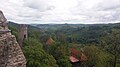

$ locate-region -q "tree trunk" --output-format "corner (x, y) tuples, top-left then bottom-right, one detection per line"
(113, 55), (117, 67)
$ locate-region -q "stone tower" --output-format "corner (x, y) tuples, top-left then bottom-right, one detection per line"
(18, 24), (28, 47)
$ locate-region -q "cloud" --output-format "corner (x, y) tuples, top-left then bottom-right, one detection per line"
(0, 0), (120, 24)
(24, 0), (54, 11)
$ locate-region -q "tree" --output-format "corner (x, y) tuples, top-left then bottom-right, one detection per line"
(83, 45), (113, 67)
(100, 29), (120, 67)
(48, 42), (71, 67)
(22, 38), (58, 67)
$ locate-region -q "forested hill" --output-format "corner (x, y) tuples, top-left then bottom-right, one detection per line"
(31, 24), (87, 31)
(8, 21), (43, 31)
(32, 23), (120, 30)
(33, 23), (120, 44)
(8, 22), (120, 44)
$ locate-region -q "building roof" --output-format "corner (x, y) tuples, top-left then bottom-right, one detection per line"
(70, 48), (87, 62)
(69, 56), (79, 63)
(70, 48), (82, 56)
(46, 37), (54, 45)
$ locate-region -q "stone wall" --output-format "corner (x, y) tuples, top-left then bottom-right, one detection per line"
(0, 10), (26, 67)
(0, 32), (26, 67)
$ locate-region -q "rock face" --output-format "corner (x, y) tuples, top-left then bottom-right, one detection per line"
(0, 10), (26, 67)
(0, 34), (26, 67)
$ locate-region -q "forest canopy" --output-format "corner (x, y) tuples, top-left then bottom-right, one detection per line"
(8, 22), (120, 67)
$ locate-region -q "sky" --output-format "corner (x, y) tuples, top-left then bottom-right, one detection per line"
(0, 0), (120, 24)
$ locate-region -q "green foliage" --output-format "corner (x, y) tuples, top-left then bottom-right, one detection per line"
(49, 42), (71, 67)
(101, 29), (120, 55)
(83, 45), (112, 67)
(8, 25), (18, 39)
(23, 38), (58, 67)
(57, 57), (71, 67)
(9, 22), (120, 67)
(100, 29), (120, 67)
(28, 27), (42, 40)
(41, 24), (113, 44)
(39, 34), (50, 44)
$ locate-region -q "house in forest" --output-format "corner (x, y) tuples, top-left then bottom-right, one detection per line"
(44, 37), (55, 52)
(46, 37), (54, 45)
(69, 48), (87, 67)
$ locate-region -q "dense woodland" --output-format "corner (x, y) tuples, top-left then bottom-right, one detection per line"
(8, 22), (120, 67)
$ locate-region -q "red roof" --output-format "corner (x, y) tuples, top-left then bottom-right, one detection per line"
(46, 37), (54, 45)
(70, 48), (82, 56)
(70, 48), (87, 62)
(69, 56), (79, 63)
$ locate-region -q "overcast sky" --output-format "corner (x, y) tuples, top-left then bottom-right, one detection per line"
(0, 0), (120, 24)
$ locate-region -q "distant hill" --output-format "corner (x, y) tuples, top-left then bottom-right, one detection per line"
(31, 24), (87, 31)
(32, 23), (120, 31)
(32, 22), (120, 44)
(8, 21), (41, 30)
(8, 22), (120, 44)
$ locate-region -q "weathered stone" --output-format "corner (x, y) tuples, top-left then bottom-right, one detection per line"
(0, 10), (7, 23)
(18, 24), (28, 47)
(0, 35), (26, 67)
(0, 10), (26, 67)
